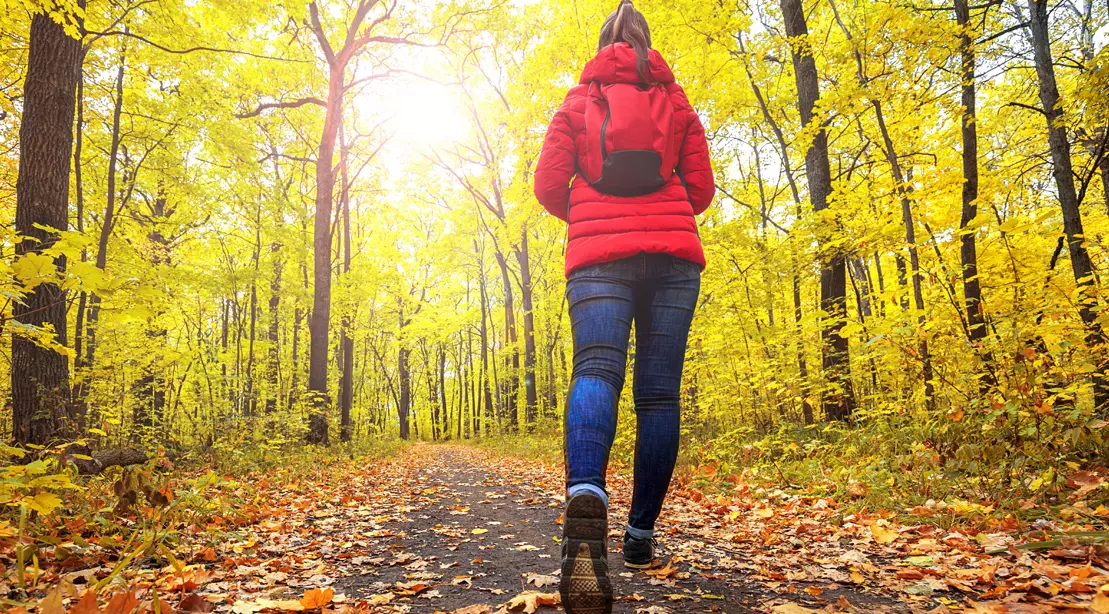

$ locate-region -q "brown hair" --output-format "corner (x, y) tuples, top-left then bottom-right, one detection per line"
(598, 0), (653, 83)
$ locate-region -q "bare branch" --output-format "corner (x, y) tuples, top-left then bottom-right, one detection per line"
(84, 29), (307, 62)
(308, 2), (337, 65)
(236, 97), (327, 119)
(1004, 101), (1047, 115)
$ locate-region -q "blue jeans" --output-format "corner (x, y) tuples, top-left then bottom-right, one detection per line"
(564, 253), (700, 538)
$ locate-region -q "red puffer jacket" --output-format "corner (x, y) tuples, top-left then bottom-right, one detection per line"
(534, 43), (715, 277)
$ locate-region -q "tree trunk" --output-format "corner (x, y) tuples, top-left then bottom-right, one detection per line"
(85, 53), (126, 372)
(306, 69), (345, 445)
(12, 7), (84, 445)
(244, 204), (261, 418)
(267, 241), (282, 414)
(515, 233), (538, 430)
(1101, 155), (1109, 216)
(830, 0), (934, 411)
(134, 195), (171, 436)
(955, 0), (998, 394)
(1027, 0), (1108, 412)
(494, 251), (519, 431)
(439, 345), (449, 440)
(781, 0), (855, 420)
(398, 304), (412, 440)
(338, 122), (354, 442)
(72, 54), (89, 431)
(477, 241), (494, 436)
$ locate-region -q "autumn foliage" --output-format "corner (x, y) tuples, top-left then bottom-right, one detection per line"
(1, 0), (1109, 611)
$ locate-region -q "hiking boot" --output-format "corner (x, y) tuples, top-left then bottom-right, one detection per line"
(559, 492), (612, 614)
(622, 533), (657, 569)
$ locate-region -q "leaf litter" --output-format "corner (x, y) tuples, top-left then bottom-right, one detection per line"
(5, 445), (1109, 613)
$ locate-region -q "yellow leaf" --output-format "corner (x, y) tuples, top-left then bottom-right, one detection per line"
(869, 522), (899, 544)
(25, 492), (63, 515)
(38, 588), (65, 614)
(1093, 584), (1109, 613)
(367, 593), (394, 606)
(11, 253), (56, 289)
(771, 605), (819, 614)
(472, 528), (489, 535)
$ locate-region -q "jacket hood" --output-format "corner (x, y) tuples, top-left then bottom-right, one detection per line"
(579, 43), (675, 85)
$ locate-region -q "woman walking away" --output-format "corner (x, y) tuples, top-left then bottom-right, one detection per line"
(533, 2), (714, 612)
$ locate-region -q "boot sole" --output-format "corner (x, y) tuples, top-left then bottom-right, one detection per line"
(560, 493), (612, 614)
(623, 559), (654, 570)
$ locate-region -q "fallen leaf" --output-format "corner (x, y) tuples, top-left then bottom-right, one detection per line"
(300, 587), (334, 610)
(770, 605), (819, 614)
(1093, 583), (1109, 613)
(451, 606), (493, 614)
(502, 591), (560, 613)
(179, 594), (216, 613)
(70, 591), (99, 614)
(104, 590), (141, 614)
(869, 522), (900, 544)
(366, 593), (394, 606)
(38, 588), (64, 614)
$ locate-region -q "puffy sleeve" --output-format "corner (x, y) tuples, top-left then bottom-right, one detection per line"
(534, 90), (579, 222)
(670, 84), (715, 215)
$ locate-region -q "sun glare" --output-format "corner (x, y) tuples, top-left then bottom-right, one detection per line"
(372, 79), (469, 149)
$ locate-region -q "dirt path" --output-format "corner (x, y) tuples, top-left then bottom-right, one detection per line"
(239, 445), (913, 613)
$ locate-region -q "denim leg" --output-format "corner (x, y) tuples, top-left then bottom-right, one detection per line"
(627, 257), (700, 536)
(565, 263), (635, 504)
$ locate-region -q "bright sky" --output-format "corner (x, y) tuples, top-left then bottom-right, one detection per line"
(369, 77), (468, 149)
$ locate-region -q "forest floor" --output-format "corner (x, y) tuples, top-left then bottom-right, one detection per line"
(24, 444), (1109, 614)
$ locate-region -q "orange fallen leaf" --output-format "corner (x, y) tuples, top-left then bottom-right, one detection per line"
(645, 561), (677, 580)
(179, 594), (216, 613)
(300, 587), (334, 610)
(503, 591), (560, 613)
(104, 590), (141, 614)
(70, 591), (99, 614)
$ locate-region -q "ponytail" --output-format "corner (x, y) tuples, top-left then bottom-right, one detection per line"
(598, 0), (654, 83)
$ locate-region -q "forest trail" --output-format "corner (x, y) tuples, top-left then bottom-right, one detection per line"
(192, 446), (930, 614)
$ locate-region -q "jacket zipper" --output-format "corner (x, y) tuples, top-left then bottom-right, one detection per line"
(600, 107), (610, 161)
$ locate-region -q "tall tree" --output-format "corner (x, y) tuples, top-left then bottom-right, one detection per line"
(954, 0), (997, 393)
(1026, 0), (1108, 412)
(11, 5), (84, 445)
(780, 0), (855, 420)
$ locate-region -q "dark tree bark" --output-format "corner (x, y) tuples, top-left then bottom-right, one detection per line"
(1027, 0), (1109, 411)
(72, 53), (90, 431)
(493, 251), (520, 431)
(516, 232), (538, 430)
(303, 0), (389, 445)
(85, 52), (126, 372)
(830, 0), (933, 410)
(338, 121), (355, 442)
(476, 241), (494, 435)
(738, 34), (815, 425)
(133, 194), (172, 434)
(266, 241), (282, 414)
(12, 6), (84, 444)
(781, 0), (855, 420)
(439, 345), (449, 440)
(955, 0), (998, 394)
(305, 63), (341, 444)
(1101, 155), (1109, 216)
